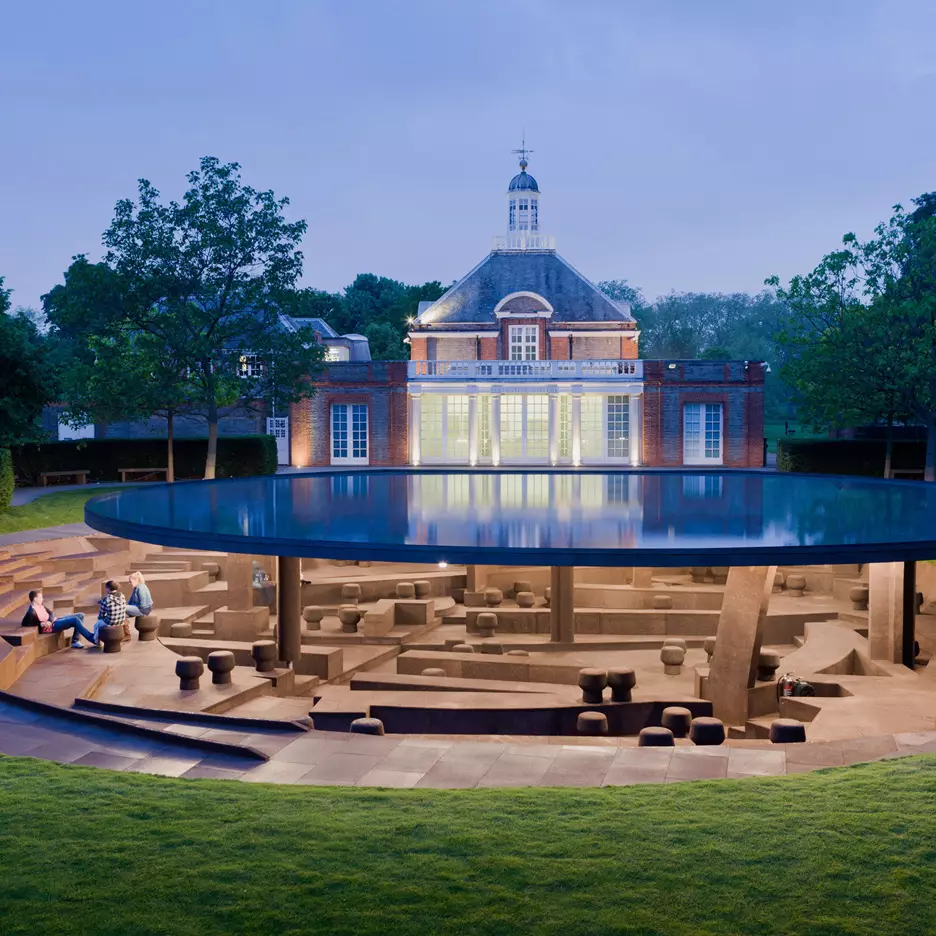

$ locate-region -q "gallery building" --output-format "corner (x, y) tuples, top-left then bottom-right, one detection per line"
(291, 156), (766, 470)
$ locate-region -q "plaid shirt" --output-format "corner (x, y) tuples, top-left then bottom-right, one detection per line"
(99, 591), (128, 627)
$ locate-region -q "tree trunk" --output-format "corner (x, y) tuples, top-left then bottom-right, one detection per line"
(884, 412), (894, 479)
(926, 410), (936, 482)
(205, 401), (219, 480)
(166, 410), (175, 483)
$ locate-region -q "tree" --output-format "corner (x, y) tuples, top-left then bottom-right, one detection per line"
(100, 157), (323, 478)
(770, 198), (936, 478)
(0, 276), (55, 449)
(596, 279), (646, 310)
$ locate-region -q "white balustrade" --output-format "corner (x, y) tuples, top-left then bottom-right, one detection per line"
(407, 360), (642, 381)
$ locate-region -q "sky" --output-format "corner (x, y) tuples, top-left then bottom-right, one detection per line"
(2, 0), (936, 312)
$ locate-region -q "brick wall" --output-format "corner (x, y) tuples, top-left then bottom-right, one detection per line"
(479, 336), (498, 360)
(432, 336), (478, 360)
(409, 336), (427, 361)
(571, 335), (620, 360)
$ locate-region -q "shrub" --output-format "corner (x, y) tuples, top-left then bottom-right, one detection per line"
(0, 448), (13, 510)
(777, 439), (925, 476)
(10, 435), (278, 484)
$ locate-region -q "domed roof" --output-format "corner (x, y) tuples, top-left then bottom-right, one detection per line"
(508, 169), (539, 193)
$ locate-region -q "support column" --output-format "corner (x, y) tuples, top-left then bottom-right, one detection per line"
(571, 391), (582, 467)
(226, 554), (254, 610)
(550, 566), (575, 643)
(707, 564), (776, 726)
(277, 555), (302, 666)
(466, 565), (490, 592)
(632, 567), (653, 589)
(491, 394), (501, 467)
(409, 393), (421, 466)
(548, 392), (560, 466)
(628, 393), (641, 466)
(869, 562), (905, 664)
(468, 393), (479, 466)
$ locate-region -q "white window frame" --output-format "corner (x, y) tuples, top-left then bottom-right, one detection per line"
(331, 403), (369, 465)
(580, 394), (630, 464)
(238, 353), (263, 379)
(509, 324), (539, 361)
(499, 394), (549, 464)
(683, 402), (723, 465)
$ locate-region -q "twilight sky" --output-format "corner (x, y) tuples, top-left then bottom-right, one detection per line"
(2, 0), (935, 312)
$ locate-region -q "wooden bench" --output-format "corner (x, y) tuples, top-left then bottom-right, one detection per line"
(119, 467), (169, 483)
(39, 470), (89, 486)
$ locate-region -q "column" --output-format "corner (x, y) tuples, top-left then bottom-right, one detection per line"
(466, 566), (489, 592)
(571, 390), (582, 467)
(628, 393), (641, 466)
(277, 555), (302, 666)
(869, 562), (904, 664)
(491, 393), (501, 467)
(409, 393), (421, 466)
(632, 567), (653, 589)
(468, 393), (479, 466)
(226, 553), (254, 610)
(707, 565), (776, 726)
(548, 393), (560, 466)
(550, 566), (575, 643)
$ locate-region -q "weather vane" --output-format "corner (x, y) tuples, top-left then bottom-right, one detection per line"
(511, 133), (533, 167)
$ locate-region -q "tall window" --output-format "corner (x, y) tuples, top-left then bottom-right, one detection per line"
(683, 403), (723, 464)
(332, 403), (368, 464)
(508, 199), (516, 231)
(559, 395), (571, 459)
(526, 395), (549, 459)
(581, 394), (630, 462)
(420, 396), (444, 460)
(509, 325), (538, 361)
(445, 395), (469, 461)
(607, 395), (629, 458)
(518, 199), (529, 231)
(479, 395), (492, 459)
(500, 395), (524, 460)
(531, 200), (538, 231)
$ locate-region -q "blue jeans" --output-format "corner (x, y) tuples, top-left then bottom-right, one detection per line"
(52, 613), (95, 645)
(126, 605), (151, 618)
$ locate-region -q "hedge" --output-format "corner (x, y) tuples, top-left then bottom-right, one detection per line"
(10, 435), (277, 484)
(777, 438), (926, 476)
(0, 449), (13, 510)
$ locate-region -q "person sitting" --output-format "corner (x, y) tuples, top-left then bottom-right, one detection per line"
(126, 571), (153, 619)
(21, 589), (96, 649)
(92, 580), (128, 647)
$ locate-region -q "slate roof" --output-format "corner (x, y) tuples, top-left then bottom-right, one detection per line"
(415, 250), (635, 326)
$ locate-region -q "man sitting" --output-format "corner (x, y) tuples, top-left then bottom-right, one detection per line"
(92, 580), (128, 647)
(21, 589), (96, 649)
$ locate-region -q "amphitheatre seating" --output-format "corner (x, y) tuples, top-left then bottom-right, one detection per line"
(395, 582), (416, 600)
(479, 642), (503, 655)
(170, 622), (193, 638)
(516, 591), (535, 608)
(769, 718), (806, 743)
(252, 640), (277, 672)
(577, 711), (608, 735)
(757, 649), (782, 682)
(341, 583), (362, 604)
(476, 612), (497, 638)
(608, 667), (636, 702)
(134, 615), (159, 641)
(175, 656), (204, 690)
(100, 625), (124, 654)
(638, 726), (674, 747)
(303, 606), (324, 630)
(350, 717), (385, 736)
(578, 668), (607, 704)
(451, 643), (474, 654)
(703, 636), (716, 661)
(338, 607), (361, 633)
(413, 581), (432, 599)
(661, 645), (685, 675)
(484, 588), (504, 607)
(662, 637), (687, 651)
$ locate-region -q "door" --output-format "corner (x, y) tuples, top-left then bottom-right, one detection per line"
(266, 417), (290, 465)
(331, 404), (369, 465)
(683, 403), (723, 465)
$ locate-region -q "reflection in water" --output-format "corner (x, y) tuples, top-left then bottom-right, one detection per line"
(89, 471), (936, 555)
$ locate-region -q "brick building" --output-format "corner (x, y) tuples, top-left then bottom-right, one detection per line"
(291, 155), (765, 469)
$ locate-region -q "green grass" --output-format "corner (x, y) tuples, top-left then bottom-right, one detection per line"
(2, 754), (936, 935)
(0, 487), (119, 534)
(764, 421), (826, 454)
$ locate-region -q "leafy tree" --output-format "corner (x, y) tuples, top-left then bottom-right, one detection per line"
(0, 276), (55, 449)
(99, 157), (322, 478)
(596, 279), (646, 310)
(770, 197), (936, 478)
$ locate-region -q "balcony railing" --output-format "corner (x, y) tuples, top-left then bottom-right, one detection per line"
(492, 233), (557, 251)
(408, 360), (643, 380)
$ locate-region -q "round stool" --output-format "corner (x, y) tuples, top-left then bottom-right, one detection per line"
(302, 606), (324, 630)
(660, 645), (686, 675)
(786, 574), (806, 598)
(711, 567), (729, 585)
(341, 583), (362, 604)
(544, 587), (551, 606)
(578, 668), (608, 705)
(175, 656), (204, 691)
(413, 580), (432, 599)
(769, 718), (806, 743)
(516, 591), (536, 608)
(201, 561), (221, 581)
(100, 625), (124, 654)
(661, 706), (692, 738)
(506, 649), (530, 657)
(690, 567), (709, 583)
(638, 726), (675, 747)
(757, 648), (782, 682)
(484, 587), (504, 607)
(849, 585), (869, 611)
(338, 606), (361, 633)
(662, 637), (687, 651)
(607, 667), (636, 702)
(207, 650), (236, 685)
(476, 612), (498, 638)
(479, 642), (504, 655)
(395, 582), (416, 599)
(134, 615), (159, 642)
(703, 636), (716, 662)
(451, 643), (474, 654)
(252, 640), (277, 673)
(577, 711), (609, 736)
(689, 716), (725, 746)
(169, 622), (193, 638)
(653, 594), (673, 610)
(421, 667), (447, 677)
(773, 571), (785, 593)
(513, 580), (533, 597)
(350, 717), (385, 736)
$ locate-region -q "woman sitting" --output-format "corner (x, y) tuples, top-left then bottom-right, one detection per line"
(126, 571), (154, 618)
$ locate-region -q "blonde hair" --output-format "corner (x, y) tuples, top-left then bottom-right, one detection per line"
(129, 571), (146, 586)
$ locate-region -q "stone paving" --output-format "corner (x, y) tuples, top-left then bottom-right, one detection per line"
(2, 698), (935, 787)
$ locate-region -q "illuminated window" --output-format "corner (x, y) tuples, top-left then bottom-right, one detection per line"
(238, 354), (263, 378)
(500, 394), (524, 460)
(420, 395), (444, 460)
(331, 404), (368, 464)
(526, 395), (549, 459)
(607, 395), (629, 458)
(683, 403), (723, 465)
(509, 325), (538, 361)
(445, 395), (469, 461)
(559, 395), (571, 459)
(479, 395), (492, 459)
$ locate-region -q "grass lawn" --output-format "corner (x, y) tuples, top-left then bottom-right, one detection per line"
(0, 487), (119, 535)
(2, 754), (936, 935)
(764, 421), (826, 454)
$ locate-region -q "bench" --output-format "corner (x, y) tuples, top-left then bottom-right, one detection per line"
(891, 469), (925, 480)
(119, 467), (169, 483)
(39, 470), (89, 486)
